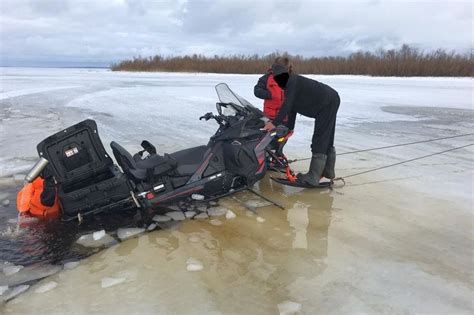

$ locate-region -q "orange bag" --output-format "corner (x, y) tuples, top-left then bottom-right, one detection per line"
(16, 177), (61, 220)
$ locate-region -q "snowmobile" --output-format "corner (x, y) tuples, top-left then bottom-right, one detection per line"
(24, 83), (282, 221)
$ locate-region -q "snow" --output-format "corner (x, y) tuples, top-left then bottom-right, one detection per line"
(3, 265), (23, 276)
(277, 300), (302, 314)
(165, 211), (186, 221)
(63, 261), (79, 270)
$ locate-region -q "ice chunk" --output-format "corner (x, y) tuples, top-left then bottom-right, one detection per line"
(186, 258), (203, 272)
(63, 261), (79, 270)
(0, 285), (8, 295)
(0, 264), (61, 287)
(225, 210), (236, 220)
(256, 216), (266, 223)
(152, 215), (171, 222)
(208, 206), (227, 217)
(2, 199), (10, 206)
(194, 213), (208, 220)
(277, 300), (302, 314)
(2, 284), (29, 302)
(76, 232), (116, 248)
(209, 219), (222, 226)
(3, 265), (23, 276)
(92, 230), (106, 241)
(165, 211), (185, 221)
(117, 228), (145, 241)
(245, 199), (272, 208)
(147, 223), (157, 231)
(208, 201), (218, 206)
(185, 211), (196, 218)
(101, 277), (126, 288)
(167, 205), (181, 211)
(196, 205), (207, 212)
(35, 281), (57, 293)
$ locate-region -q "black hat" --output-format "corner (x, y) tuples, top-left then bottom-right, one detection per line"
(271, 63), (288, 76)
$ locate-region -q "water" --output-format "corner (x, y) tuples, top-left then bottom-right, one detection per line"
(1, 68), (472, 313)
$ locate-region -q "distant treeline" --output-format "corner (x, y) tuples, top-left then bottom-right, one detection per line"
(111, 45), (473, 77)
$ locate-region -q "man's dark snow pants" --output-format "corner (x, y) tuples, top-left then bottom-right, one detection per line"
(311, 91), (340, 154)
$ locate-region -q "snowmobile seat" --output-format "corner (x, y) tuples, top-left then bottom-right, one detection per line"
(110, 141), (177, 183)
(169, 145), (208, 176)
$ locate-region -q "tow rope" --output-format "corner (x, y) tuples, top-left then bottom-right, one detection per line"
(288, 132), (474, 164)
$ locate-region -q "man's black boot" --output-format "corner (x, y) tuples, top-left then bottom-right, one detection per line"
(322, 146), (336, 179)
(296, 153), (327, 186)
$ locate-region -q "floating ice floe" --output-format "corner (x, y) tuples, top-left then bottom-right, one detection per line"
(3, 264), (23, 276)
(92, 230), (106, 241)
(152, 215), (171, 223)
(277, 300), (302, 315)
(63, 261), (79, 270)
(2, 284), (29, 302)
(0, 285), (8, 295)
(147, 223), (157, 231)
(117, 228), (145, 241)
(225, 210), (236, 220)
(35, 281), (57, 293)
(209, 219), (222, 226)
(76, 232), (116, 248)
(208, 206), (227, 217)
(165, 211), (185, 221)
(185, 211), (196, 218)
(194, 213), (208, 220)
(256, 216), (266, 223)
(101, 277), (126, 288)
(0, 264), (61, 287)
(186, 258), (203, 272)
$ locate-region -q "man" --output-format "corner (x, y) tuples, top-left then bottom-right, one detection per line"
(264, 64), (340, 186)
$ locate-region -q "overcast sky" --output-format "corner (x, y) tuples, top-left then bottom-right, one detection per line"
(0, 0), (472, 67)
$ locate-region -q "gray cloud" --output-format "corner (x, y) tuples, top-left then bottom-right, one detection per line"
(0, 0), (471, 66)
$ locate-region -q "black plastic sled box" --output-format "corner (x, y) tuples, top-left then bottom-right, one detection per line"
(36, 119), (133, 219)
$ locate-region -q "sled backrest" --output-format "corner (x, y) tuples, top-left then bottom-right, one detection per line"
(36, 119), (114, 189)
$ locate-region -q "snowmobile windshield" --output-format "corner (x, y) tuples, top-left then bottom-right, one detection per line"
(215, 83), (267, 120)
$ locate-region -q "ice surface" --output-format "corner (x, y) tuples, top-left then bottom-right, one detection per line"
(225, 210), (236, 220)
(188, 236), (200, 243)
(35, 281), (57, 294)
(277, 300), (302, 314)
(101, 277), (126, 288)
(117, 228), (145, 241)
(186, 258), (203, 272)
